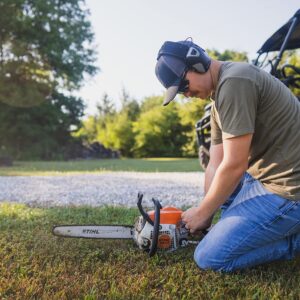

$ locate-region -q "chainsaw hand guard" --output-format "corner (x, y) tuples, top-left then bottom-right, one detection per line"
(148, 198), (162, 257)
(137, 193), (163, 257)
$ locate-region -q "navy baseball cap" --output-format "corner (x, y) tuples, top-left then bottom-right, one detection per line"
(155, 42), (188, 105)
(155, 54), (187, 106)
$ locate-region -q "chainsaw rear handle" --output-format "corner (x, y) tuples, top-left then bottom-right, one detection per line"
(148, 198), (162, 257)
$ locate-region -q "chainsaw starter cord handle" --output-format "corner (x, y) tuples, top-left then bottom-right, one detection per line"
(137, 193), (154, 226)
(148, 198), (162, 257)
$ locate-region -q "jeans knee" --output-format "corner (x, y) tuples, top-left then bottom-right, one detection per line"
(194, 243), (233, 272)
(194, 246), (208, 269)
(194, 244), (218, 270)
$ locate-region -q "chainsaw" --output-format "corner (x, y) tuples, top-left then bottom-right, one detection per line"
(52, 193), (206, 257)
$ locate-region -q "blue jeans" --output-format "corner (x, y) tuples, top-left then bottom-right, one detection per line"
(194, 173), (300, 272)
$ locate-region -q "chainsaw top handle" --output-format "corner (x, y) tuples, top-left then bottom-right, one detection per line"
(137, 193), (162, 257)
(137, 193), (154, 226)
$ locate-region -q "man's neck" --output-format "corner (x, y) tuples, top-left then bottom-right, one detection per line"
(209, 60), (223, 98)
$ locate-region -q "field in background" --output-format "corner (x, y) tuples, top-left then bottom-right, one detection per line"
(0, 158), (202, 176)
(1, 203), (300, 299)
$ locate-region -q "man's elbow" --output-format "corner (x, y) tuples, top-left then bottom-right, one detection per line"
(221, 159), (248, 179)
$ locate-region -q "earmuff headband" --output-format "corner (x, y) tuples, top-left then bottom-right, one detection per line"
(157, 41), (211, 73)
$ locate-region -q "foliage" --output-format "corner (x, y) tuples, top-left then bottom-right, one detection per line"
(207, 49), (248, 62)
(103, 111), (136, 157)
(95, 94), (139, 157)
(277, 50), (300, 97)
(0, 0), (97, 106)
(77, 95), (206, 158)
(133, 99), (187, 157)
(139, 95), (163, 112)
(73, 115), (98, 144)
(0, 92), (85, 160)
(0, 0), (97, 160)
(76, 93), (140, 157)
(96, 93), (116, 119)
(177, 98), (210, 156)
(1, 202), (300, 299)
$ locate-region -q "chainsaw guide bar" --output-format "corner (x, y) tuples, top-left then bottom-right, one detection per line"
(52, 225), (134, 239)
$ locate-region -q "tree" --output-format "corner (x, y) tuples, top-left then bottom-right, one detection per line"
(0, 0), (97, 106)
(96, 93), (116, 119)
(119, 88), (140, 121)
(95, 92), (139, 157)
(76, 91), (140, 157)
(177, 98), (209, 156)
(133, 97), (188, 157)
(73, 115), (97, 144)
(95, 111), (135, 157)
(0, 0), (97, 159)
(207, 49), (248, 62)
(0, 92), (85, 159)
(277, 50), (300, 97)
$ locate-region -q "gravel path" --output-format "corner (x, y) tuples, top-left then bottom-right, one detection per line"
(0, 172), (204, 208)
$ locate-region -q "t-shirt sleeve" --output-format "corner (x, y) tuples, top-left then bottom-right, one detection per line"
(210, 103), (223, 145)
(216, 78), (258, 139)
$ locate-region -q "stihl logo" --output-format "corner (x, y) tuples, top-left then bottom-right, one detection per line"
(82, 229), (100, 234)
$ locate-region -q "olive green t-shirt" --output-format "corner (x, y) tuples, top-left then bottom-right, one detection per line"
(211, 62), (300, 200)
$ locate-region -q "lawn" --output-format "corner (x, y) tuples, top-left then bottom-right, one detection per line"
(0, 158), (202, 176)
(1, 160), (300, 299)
(1, 203), (300, 299)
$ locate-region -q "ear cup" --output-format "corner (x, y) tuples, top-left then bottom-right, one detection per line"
(185, 45), (211, 73)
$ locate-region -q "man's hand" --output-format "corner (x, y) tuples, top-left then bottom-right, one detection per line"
(181, 207), (212, 234)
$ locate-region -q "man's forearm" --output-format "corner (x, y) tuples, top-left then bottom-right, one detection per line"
(204, 163), (218, 194)
(182, 135), (251, 232)
(200, 161), (245, 220)
(203, 163), (219, 224)
(204, 143), (224, 194)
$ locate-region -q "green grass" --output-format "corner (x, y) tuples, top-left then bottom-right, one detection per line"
(0, 158), (202, 176)
(1, 203), (300, 299)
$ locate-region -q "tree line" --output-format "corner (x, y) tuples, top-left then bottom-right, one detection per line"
(75, 92), (210, 158)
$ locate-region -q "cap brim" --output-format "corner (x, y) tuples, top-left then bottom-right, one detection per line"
(163, 85), (180, 106)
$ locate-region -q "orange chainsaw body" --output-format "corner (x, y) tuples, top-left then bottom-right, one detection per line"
(148, 206), (182, 225)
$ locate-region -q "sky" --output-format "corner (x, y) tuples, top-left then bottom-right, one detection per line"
(79, 0), (300, 115)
